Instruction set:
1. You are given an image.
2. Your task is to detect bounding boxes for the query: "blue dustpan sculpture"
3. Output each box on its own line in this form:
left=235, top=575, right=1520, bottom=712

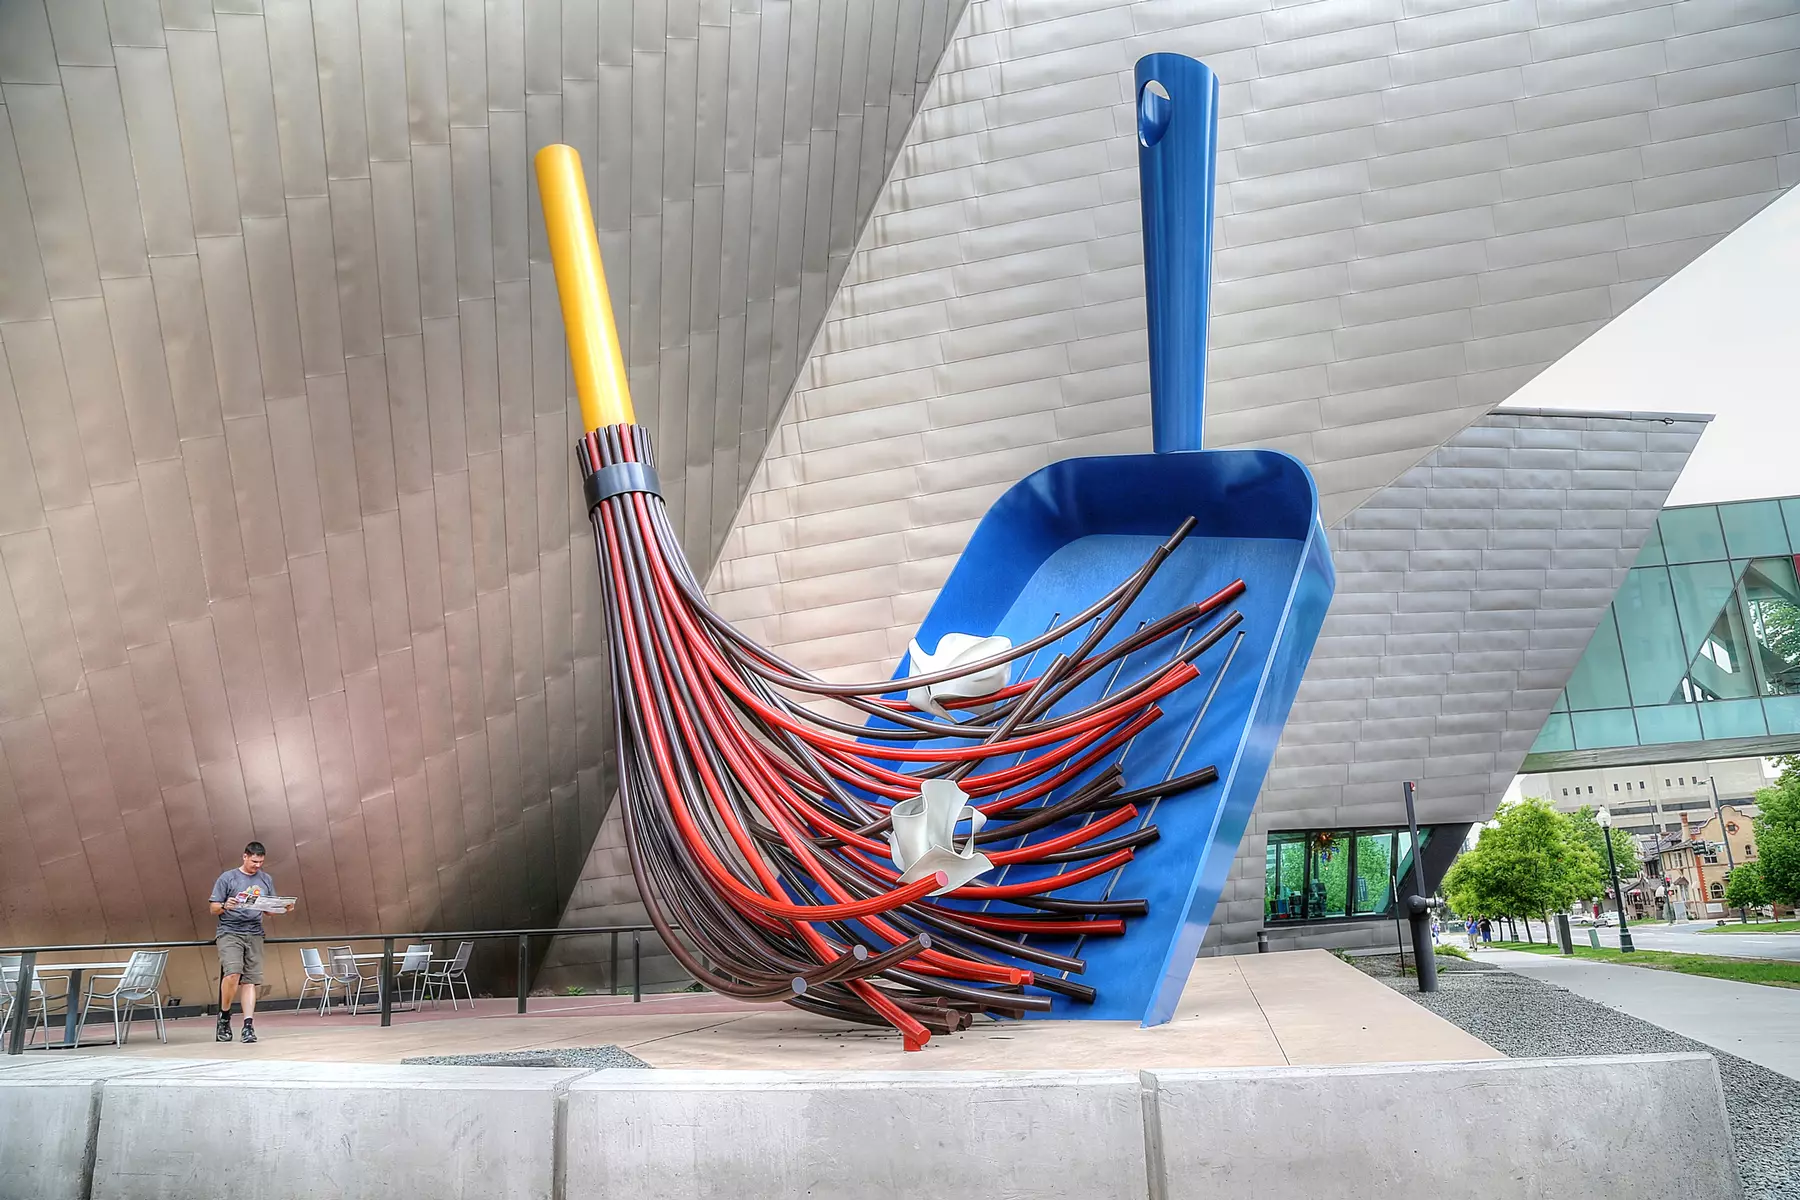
left=892, top=54, right=1335, bottom=1026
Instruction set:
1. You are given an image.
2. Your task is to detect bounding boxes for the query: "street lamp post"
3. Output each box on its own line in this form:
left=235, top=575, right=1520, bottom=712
left=1597, top=807, right=1635, bottom=953
left=1710, top=777, right=1747, bottom=924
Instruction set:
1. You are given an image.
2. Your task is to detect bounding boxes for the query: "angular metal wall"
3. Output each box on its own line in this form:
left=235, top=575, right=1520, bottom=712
left=552, top=0, right=1793, bottom=978
left=0, top=0, right=957, bottom=999
left=1226, top=408, right=1704, bottom=953
left=706, top=0, right=1796, bottom=687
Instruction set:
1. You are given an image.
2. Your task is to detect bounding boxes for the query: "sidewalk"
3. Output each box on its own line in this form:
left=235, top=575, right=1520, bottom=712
left=1482, top=948, right=1800, bottom=1082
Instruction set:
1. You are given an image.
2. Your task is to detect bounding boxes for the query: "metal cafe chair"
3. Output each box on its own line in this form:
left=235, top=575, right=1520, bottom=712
left=0, top=954, right=59, bottom=1048
left=421, top=940, right=475, bottom=1010
left=323, top=946, right=370, bottom=1015
left=296, top=947, right=332, bottom=1014
left=394, top=944, right=433, bottom=1008
left=78, top=950, right=169, bottom=1046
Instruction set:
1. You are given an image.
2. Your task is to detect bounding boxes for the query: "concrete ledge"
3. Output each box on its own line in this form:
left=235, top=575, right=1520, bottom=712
left=0, top=1059, right=216, bottom=1200
left=5, top=1053, right=1737, bottom=1200
left=564, top=1069, right=1149, bottom=1200
left=1143, top=1054, right=1739, bottom=1199
left=89, top=1062, right=587, bottom=1200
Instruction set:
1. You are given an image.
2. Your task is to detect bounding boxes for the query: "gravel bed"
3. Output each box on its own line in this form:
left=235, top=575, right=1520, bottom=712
left=402, top=1045, right=650, bottom=1070
left=1357, top=956, right=1800, bottom=1200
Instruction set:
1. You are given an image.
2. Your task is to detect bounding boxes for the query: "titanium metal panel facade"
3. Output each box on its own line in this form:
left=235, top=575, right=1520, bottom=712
left=0, top=0, right=1792, bottom=996
left=0, top=0, right=957, bottom=999
left=1221, top=409, right=1705, bottom=953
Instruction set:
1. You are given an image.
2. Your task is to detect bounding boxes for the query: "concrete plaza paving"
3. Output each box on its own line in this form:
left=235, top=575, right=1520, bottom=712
left=19, top=949, right=1497, bottom=1072
left=1484, top=947, right=1800, bottom=1082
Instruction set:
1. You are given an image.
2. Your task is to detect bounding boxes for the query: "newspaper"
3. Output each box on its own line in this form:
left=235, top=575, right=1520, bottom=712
left=235, top=895, right=297, bottom=914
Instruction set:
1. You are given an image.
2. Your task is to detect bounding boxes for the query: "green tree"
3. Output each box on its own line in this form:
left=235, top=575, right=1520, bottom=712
left=1725, top=860, right=1768, bottom=911
left=1441, top=798, right=1596, bottom=922
left=1754, top=757, right=1800, bottom=907
left=1568, top=804, right=1640, bottom=889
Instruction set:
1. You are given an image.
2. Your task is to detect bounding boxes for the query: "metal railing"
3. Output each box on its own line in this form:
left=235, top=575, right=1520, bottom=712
left=3, top=924, right=671, bottom=1055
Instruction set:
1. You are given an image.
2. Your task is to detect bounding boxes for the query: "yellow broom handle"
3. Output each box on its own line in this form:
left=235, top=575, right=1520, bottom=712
left=534, top=144, right=634, bottom=431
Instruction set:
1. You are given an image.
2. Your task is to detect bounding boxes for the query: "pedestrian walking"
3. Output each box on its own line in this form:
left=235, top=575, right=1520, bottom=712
left=1479, top=917, right=1492, bottom=944
left=209, top=841, right=292, bottom=1044
left=1465, top=917, right=1479, bottom=951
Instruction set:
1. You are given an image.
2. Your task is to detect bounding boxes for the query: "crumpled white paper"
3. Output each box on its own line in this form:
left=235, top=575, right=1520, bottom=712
left=905, top=632, right=1012, bottom=720
left=887, top=780, right=993, bottom=895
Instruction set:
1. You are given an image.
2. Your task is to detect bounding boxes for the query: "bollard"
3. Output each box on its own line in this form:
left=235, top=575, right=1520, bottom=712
left=609, top=931, right=619, bottom=996
left=1556, top=913, right=1574, bottom=955
left=1256, top=930, right=1268, bottom=953
left=518, top=934, right=529, bottom=1014
left=1589, top=927, right=1601, bottom=950
left=380, top=936, right=396, bottom=1027
left=632, top=932, right=641, bottom=1002
left=5, top=951, right=35, bottom=1054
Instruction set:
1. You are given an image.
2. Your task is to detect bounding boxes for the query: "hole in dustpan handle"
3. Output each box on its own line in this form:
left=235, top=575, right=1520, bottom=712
left=1138, top=80, right=1172, bottom=147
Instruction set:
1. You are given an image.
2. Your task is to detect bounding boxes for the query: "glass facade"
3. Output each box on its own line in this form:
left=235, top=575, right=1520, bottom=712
left=1264, top=827, right=1425, bottom=925
left=1530, top=498, right=1800, bottom=761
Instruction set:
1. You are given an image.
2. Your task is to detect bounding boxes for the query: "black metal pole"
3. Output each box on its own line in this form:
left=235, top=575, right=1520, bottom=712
left=1711, top=778, right=1746, bottom=924
left=1403, top=782, right=1437, bottom=993
left=379, top=937, right=395, bottom=1027
left=632, top=931, right=641, bottom=1003
left=6, top=951, right=35, bottom=1054
left=517, top=934, right=529, bottom=1014
left=609, top=931, right=619, bottom=995
left=1604, top=828, right=1635, bottom=952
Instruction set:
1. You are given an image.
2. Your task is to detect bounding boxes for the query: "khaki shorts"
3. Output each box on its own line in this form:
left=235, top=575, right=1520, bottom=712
left=217, top=932, right=265, bottom=984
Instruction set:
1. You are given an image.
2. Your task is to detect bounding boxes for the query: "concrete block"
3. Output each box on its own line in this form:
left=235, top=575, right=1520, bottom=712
left=0, top=1059, right=214, bottom=1200
left=91, top=1062, right=586, bottom=1200
left=565, top=1069, right=1148, bottom=1200
left=1144, top=1054, right=1739, bottom=1199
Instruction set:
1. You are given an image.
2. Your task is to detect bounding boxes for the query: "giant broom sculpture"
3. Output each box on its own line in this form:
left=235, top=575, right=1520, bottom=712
left=537, top=53, right=1333, bottom=1049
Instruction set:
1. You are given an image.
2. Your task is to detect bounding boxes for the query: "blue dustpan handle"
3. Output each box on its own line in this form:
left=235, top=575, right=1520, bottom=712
left=1136, top=54, right=1219, bottom=455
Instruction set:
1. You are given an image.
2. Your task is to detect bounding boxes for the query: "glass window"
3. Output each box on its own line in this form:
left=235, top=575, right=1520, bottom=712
left=1264, top=828, right=1431, bottom=925
left=1764, top=695, right=1800, bottom=736
left=1353, top=832, right=1395, bottom=915
left=1309, top=831, right=1351, bottom=919
left=1720, top=501, right=1791, bottom=560
left=1562, top=788, right=1569, bottom=796
left=1781, top=500, right=1800, bottom=552
left=1678, top=569, right=1759, bottom=702
left=1615, top=567, right=1689, bottom=706
left=1709, top=881, right=1724, bottom=900
left=1634, top=524, right=1666, bottom=566
left=1659, top=507, right=1728, bottom=564
left=1698, top=699, right=1767, bottom=741
left=1669, top=561, right=1745, bottom=697
left=1740, top=557, right=1800, bottom=696
left=1573, top=708, right=1638, bottom=749
left=1564, top=609, right=1631, bottom=711
left=1531, top=712, right=1573, bottom=754
left=1266, top=833, right=1307, bottom=923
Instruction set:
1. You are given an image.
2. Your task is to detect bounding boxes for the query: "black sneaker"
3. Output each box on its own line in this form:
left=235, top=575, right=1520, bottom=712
left=240, top=1020, right=257, bottom=1044
left=215, top=1014, right=232, bottom=1042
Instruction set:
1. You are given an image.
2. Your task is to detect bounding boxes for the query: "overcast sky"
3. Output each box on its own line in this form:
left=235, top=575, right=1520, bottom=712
left=1500, top=182, right=1800, bottom=509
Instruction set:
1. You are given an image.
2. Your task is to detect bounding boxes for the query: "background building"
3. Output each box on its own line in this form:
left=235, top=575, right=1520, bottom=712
left=1641, top=804, right=1762, bottom=921
left=0, top=0, right=1794, bottom=999
left=1522, top=756, right=1773, bottom=840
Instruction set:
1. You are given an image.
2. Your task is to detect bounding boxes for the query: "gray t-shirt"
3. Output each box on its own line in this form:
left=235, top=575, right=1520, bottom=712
left=211, top=869, right=277, bottom=935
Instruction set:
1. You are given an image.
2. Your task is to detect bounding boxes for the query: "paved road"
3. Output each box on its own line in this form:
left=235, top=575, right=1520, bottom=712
left=1475, top=919, right=1800, bottom=962
left=1484, top=948, right=1800, bottom=1082
left=1582, top=921, right=1800, bottom=962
